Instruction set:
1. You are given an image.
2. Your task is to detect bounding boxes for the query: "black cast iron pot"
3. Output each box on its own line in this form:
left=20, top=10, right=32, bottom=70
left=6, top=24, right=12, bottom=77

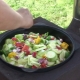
left=0, top=23, right=76, bottom=73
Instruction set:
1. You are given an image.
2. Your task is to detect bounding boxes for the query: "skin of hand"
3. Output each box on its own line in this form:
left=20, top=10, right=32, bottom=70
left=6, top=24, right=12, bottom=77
left=0, top=0, right=33, bottom=30
left=17, top=8, right=33, bottom=29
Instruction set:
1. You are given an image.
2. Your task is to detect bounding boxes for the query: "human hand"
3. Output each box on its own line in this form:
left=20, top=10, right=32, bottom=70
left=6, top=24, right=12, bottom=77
left=17, top=8, right=33, bottom=28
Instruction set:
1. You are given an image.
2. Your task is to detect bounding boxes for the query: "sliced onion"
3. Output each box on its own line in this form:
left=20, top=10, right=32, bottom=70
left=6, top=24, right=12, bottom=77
left=60, top=38, right=63, bottom=42
left=38, top=59, right=48, bottom=65
left=16, top=48, right=21, bottom=53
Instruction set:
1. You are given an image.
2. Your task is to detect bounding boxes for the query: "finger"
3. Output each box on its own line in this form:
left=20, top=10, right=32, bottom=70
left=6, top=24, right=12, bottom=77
left=17, top=8, right=26, bottom=12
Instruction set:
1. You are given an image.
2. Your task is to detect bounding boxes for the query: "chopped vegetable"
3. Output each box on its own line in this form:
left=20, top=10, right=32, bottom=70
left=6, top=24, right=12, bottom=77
left=8, top=52, right=17, bottom=58
left=61, top=42, right=69, bottom=49
left=15, top=34, right=23, bottom=42
left=32, top=52, right=37, bottom=57
left=45, top=51, right=58, bottom=62
left=15, top=42, right=24, bottom=48
left=32, top=65, right=37, bottom=69
left=34, top=36, right=41, bottom=44
left=22, top=45, right=29, bottom=52
left=12, top=37, right=18, bottom=41
left=41, top=63, right=47, bottom=68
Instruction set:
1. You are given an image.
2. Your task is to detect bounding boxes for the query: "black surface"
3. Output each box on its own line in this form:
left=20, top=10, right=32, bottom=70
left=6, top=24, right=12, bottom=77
left=0, top=17, right=80, bottom=80
left=0, top=72, right=8, bottom=80
left=56, top=63, right=80, bottom=80
left=67, top=18, right=80, bottom=37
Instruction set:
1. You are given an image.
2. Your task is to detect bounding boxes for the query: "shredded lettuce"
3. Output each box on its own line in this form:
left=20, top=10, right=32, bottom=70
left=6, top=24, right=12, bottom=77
left=15, top=34, right=23, bottom=42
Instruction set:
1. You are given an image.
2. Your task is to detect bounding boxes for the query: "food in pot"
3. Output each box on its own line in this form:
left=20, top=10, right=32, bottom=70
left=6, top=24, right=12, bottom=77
left=1, top=32, right=70, bottom=68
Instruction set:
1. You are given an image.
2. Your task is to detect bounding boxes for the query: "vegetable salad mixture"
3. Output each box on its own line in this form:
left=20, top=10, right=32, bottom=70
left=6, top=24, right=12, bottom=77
left=2, top=32, right=70, bottom=69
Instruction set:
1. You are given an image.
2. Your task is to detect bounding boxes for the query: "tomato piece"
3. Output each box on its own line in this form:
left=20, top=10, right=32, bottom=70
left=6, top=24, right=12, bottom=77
left=41, top=63, right=47, bottom=68
left=12, top=37, right=18, bottom=41
left=15, top=42, right=24, bottom=48
left=22, top=45, right=29, bottom=52
left=25, top=50, right=30, bottom=56
left=32, top=52, right=37, bottom=57
left=32, top=65, right=37, bottom=69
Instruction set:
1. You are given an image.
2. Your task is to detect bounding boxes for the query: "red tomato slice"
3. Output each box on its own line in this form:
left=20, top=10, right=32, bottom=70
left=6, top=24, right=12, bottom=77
left=32, top=52, right=37, bottom=57
left=32, top=65, right=37, bottom=69
left=12, top=37, right=18, bottom=41
left=15, top=42, right=24, bottom=48
left=22, top=45, right=29, bottom=52
left=41, top=63, right=47, bottom=68
left=25, top=50, right=30, bottom=56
